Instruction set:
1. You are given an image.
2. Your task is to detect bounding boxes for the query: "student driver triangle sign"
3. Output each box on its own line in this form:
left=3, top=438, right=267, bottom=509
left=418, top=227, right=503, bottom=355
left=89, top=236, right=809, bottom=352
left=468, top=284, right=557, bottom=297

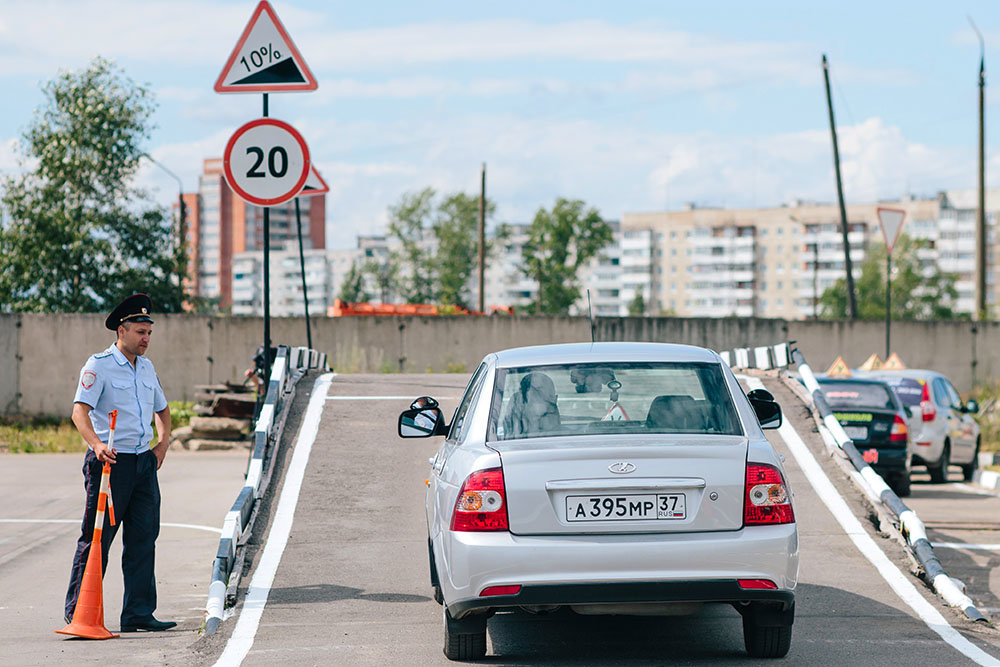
left=215, top=1, right=318, bottom=93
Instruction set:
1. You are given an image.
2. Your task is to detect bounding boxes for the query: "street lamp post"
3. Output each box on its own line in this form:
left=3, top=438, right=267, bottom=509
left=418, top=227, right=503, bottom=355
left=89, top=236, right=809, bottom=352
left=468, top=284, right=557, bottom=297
left=142, top=153, right=187, bottom=297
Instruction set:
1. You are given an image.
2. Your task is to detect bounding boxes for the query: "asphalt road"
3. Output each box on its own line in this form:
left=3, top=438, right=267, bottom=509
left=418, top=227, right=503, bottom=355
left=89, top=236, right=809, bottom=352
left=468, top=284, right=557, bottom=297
left=197, top=372, right=1000, bottom=665
left=0, top=449, right=249, bottom=666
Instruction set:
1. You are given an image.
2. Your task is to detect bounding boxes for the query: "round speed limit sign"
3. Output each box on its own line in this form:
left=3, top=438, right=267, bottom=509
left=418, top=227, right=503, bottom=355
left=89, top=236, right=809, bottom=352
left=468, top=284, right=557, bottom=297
left=223, top=118, right=310, bottom=206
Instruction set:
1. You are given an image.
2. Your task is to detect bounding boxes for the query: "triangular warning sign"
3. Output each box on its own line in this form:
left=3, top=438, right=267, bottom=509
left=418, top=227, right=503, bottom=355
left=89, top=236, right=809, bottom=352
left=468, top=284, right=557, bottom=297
left=877, top=207, right=906, bottom=254
left=602, top=403, right=630, bottom=421
left=859, top=353, right=883, bottom=371
left=298, top=164, right=330, bottom=197
left=215, top=1, right=318, bottom=93
left=825, top=357, right=852, bottom=377
left=882, top=353, right=906, bottom=370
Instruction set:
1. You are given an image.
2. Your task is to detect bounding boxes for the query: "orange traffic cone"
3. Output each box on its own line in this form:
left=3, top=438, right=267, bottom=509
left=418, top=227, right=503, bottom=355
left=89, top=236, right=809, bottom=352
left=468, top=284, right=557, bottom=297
left=56, top=410, right=119, bottom=640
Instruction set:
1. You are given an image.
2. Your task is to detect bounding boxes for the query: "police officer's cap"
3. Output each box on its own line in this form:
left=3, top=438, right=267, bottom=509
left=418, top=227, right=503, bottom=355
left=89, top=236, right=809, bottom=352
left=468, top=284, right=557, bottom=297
left=105, top=293, right=155, bottom=331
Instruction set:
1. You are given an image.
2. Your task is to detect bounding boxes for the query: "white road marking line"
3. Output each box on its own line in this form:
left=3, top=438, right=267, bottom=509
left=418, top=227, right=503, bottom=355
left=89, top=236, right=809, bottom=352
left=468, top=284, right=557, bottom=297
left=325, top=395, right=460, bottom=400
left=214, top=372, right=335, bottom=667
left=932, top=543, right=1000, bottom=551
left=0, top=518, right=222, bottom=534
left=744, top=377, right=999, bottom=666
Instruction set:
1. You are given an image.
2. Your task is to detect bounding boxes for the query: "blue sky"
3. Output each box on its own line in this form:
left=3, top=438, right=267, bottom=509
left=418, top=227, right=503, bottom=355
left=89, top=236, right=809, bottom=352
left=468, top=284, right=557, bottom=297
left=1, top=1, right=999, bottom=248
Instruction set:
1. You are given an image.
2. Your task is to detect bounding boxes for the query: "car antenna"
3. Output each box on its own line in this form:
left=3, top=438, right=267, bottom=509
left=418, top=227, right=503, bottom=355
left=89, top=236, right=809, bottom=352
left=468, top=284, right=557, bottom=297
left=587, top=289, right=597, bottom=343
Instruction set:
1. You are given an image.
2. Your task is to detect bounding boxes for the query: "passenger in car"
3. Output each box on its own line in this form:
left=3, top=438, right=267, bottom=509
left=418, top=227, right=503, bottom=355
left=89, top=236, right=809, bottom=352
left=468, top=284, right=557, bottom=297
left=646, top=395, right=700, bottom=431
left=502, top=372, right=561, bottom=437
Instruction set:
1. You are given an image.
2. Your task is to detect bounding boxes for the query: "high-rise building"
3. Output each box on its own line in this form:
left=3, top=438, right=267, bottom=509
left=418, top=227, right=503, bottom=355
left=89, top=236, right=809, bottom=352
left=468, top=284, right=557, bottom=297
left=191, top=158, right=325, bottom=308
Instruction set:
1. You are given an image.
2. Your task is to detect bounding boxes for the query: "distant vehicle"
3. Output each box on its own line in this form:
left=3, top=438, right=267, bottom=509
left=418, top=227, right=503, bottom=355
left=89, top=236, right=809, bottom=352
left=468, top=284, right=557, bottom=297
left=862, top=370, right=980, bottom=483
left=814, top=376, right=912, bottom=496
left=399, top=342, right=798, bottom=660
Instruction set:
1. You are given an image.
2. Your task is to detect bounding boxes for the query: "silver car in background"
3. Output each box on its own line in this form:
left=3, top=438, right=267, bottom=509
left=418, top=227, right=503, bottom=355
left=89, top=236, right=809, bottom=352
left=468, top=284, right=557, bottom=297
left=399, top=342, right=798, bottom=661
left=864, top=370, right=980, bottom=482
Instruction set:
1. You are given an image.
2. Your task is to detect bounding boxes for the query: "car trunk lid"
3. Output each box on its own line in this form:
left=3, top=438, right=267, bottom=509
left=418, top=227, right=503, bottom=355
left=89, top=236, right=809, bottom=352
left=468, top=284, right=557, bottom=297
left=489, top=435, right=748, bottom=535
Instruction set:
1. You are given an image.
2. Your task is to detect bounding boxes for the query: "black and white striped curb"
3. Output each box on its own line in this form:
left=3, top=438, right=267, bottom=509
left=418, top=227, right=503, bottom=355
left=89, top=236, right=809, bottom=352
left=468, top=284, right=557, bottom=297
left=791, top=348, right=989, bottom=624
left=204, top=345, right=328, bottom=636
left=719, top=342, right=792, bottom=372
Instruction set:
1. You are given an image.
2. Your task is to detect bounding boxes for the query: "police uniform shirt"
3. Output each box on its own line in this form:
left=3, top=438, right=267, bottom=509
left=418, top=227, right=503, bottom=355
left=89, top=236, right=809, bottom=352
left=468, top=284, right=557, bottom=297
left=74, top=344, right=168, bottom=453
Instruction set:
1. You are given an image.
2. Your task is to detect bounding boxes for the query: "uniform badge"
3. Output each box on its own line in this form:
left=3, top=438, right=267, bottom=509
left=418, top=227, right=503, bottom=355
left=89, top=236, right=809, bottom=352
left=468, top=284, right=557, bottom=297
left=81, top=371, right=97, bottom=389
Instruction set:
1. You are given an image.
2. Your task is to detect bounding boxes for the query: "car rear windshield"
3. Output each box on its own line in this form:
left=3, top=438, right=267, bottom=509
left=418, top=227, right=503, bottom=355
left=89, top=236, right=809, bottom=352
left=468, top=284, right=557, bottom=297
left=873, top=377, right=923, bottom=407
left=488, top=361, right=743, bottom=440
left=819, top=382, right=895, bottom=410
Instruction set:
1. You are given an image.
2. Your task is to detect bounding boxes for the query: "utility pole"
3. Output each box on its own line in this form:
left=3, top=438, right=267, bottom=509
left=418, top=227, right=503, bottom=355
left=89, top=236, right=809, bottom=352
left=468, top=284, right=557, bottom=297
left=971, top=18, right=987, bottom=320
left=823, top=54, right=858, bottom=320
left=478, top=162, right=486, bottom=313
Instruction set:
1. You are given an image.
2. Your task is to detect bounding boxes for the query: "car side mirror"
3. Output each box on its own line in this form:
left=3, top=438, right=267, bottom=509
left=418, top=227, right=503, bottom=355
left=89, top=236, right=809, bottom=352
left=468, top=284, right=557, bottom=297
left=903, top=405, right=913, bottom=418
left=750, top=397, right=782, bottom=429
left=748, top=388, right=775, bottom=402
left=398, top=407, right=447, bottom=438
left=965, top=399, right=980, bottom=414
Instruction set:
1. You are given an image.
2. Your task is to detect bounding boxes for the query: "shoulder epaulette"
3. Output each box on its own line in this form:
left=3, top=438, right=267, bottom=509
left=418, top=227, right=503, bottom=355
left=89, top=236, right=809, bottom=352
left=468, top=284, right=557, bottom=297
left=94, top=351, right=113, bottom=359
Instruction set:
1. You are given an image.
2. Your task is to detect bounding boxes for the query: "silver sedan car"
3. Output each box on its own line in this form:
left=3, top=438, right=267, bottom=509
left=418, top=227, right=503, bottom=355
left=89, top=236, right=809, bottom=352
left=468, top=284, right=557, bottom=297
left=399, top=342, right=798, bottom=661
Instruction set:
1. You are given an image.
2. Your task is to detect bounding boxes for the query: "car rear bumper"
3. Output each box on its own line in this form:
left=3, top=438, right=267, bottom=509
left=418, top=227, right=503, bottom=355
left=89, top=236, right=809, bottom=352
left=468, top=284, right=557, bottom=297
left=862, top=446, right=908, bottom=474
left=438, top=523, right=798, bottom=615
left=449, top=579, right=794, bottom=618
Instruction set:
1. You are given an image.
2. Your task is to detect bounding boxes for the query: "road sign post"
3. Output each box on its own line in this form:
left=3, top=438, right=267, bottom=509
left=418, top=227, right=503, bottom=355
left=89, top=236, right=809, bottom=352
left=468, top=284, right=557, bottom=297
left=877, top=207, right=907, bottom=359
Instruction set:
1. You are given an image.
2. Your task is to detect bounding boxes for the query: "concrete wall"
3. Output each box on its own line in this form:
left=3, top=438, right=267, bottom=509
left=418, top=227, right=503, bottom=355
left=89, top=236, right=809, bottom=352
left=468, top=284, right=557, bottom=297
left=3, top=313, right=997, bottom=416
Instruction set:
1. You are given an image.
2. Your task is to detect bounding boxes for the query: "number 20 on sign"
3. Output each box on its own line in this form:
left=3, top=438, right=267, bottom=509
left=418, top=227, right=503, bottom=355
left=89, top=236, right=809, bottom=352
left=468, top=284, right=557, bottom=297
left=223, top=118, right=310, bottom=206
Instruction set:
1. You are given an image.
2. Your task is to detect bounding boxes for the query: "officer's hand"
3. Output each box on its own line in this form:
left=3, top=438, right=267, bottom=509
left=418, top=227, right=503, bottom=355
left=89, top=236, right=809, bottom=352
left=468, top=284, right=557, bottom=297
left=94, top=441, right=117, bottom=464
left=152, top=443, right=167, bottom=470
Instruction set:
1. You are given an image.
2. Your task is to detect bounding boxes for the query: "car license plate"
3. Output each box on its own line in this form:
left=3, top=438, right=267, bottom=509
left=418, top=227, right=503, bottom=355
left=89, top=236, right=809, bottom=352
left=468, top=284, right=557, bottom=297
left=843, top=426, right=868, bottom=441
left=565, top=494, right=686, bottom=522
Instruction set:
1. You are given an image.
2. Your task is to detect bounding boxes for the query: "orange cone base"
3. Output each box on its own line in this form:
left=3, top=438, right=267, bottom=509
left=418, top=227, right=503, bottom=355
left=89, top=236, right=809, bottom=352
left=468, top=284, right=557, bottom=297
left=55, top=621, right=119, bottom=640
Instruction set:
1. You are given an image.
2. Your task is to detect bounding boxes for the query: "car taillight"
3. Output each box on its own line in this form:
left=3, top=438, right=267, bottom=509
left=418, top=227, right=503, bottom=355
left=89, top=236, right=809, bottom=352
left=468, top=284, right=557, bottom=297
left=890, top=414, right=908, bottom=443
left=738, top=579, right=778, bottom=590
left=744, top=463, right=794, bottom=526
left=451, top=467, right=509, bottom=532
left=920, top=382, right=936, bottom=422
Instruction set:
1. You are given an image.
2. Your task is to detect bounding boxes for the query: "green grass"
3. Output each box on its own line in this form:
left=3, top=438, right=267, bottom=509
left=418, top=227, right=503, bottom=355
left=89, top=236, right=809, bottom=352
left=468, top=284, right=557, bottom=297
left=971, top=381, right=1000, bottom=453
left=0, top=401, right=195, bottom=454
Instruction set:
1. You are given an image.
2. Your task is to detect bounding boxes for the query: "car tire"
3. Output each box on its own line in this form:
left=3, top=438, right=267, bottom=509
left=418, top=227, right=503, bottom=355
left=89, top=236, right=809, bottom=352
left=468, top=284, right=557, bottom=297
left=443, top=607, right=487, bottom=661
left=928, top=441, right=950, bottom=484
left=961, top=439, right=980, bottom=482
left=892, top=473, right=911, bottom=497
left=743, top=615, right=792, bottom=659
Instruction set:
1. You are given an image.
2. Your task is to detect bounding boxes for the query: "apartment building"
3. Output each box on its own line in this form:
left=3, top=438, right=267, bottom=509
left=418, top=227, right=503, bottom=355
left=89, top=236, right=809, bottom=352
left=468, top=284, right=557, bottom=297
left=191, top=158, right=326, bottom=309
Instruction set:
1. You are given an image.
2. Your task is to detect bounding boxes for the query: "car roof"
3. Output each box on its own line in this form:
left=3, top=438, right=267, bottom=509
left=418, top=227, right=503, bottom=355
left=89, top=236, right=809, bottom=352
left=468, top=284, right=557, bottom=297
left=861, top=369, right=942, bottom=381
left=814, top=375, right=894, bottom=386
left=493, top=342, right=722, bottom=368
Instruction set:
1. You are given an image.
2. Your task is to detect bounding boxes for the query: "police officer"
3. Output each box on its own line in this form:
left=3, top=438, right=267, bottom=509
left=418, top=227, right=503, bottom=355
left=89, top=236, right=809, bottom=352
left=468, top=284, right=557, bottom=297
left=63, top=293, right=176, bottom=632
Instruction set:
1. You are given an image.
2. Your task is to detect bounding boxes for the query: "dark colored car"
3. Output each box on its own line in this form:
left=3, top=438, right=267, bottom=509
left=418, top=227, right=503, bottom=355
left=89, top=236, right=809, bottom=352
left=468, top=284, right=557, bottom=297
left=816, top=376, right=912, bottom=496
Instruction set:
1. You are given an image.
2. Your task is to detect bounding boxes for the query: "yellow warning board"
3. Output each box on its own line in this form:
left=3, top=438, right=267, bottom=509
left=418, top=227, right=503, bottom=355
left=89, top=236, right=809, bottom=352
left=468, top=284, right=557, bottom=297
left=826, top=356, right=852, bottom=377
left=882, top=353, right=906, bottom=370
left=859, top=354, right=883, bottom=371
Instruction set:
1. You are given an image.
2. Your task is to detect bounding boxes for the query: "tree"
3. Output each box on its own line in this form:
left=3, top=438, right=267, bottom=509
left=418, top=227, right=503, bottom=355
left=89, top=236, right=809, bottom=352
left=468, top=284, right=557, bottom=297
left=0, top=57, right=186, bottom=313
left=433, top=193, right=497, bottom=307
left=386, top=188, right=437, bottom=304
left=521, top=198, right=613, bottom=314
left=818, top=234, right=965, bottom=320
left=337, top=262, right=369, bottom=303
left=628, top=290, right=646, bottom=316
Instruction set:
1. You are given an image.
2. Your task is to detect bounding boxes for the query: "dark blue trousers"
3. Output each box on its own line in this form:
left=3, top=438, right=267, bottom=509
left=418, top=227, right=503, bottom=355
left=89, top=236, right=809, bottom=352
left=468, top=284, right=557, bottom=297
left=63, top=449, right=161, bottom=624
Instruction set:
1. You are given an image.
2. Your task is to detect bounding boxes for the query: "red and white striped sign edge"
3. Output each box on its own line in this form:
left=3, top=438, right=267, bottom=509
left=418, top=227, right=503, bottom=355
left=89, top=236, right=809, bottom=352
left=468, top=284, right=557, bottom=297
left=223, top=118, right=310, bottom=206
left=214, top=0, right=318, bottom=93
left=877, top=207, right=906, bottom=254
left=299, top=164, right=330, bottom=197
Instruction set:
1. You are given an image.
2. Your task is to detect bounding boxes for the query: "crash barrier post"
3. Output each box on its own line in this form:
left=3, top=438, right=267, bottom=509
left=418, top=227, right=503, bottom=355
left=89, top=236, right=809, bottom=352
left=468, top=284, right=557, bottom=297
left=204, top=345, right=328, bottom=636
left=56, top=410, right=120, bottom=640
left=788, top=347, right=988, bottom=624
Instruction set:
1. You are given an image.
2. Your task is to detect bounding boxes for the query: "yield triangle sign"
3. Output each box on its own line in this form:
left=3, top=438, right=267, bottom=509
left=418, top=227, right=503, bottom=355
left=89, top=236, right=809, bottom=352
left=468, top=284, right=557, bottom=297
left=877, top=207, right=906, bottom=254
left=298, top=164, right=330, bottom=197
left=215, top=1, right=318, bottom=93
left=883, top=353, right=906, bottom=370
left=825, top=356, right=852, bottom=377
left=858, top=353, right=883, bottom=371
left=602, top=403, right=630, bottom=421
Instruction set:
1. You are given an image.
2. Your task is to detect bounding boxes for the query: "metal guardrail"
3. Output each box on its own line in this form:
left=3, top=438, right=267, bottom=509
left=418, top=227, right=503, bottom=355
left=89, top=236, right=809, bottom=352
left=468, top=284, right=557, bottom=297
left=204, top=345, right=328, bottom=636
left=722, top=341, right=988, bottom=623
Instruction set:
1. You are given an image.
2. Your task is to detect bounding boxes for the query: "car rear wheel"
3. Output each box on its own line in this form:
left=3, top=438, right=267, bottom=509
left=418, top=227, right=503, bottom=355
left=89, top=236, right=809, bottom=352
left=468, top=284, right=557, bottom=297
left=928, top=441, right=950, bottom=484
left=443, top=607, right=487, bottom=661
left=961, top=439, right=980, bottom=482
left=743, top=617, right=792, bottom=659
left=891, top=473, right=911, bottom=497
